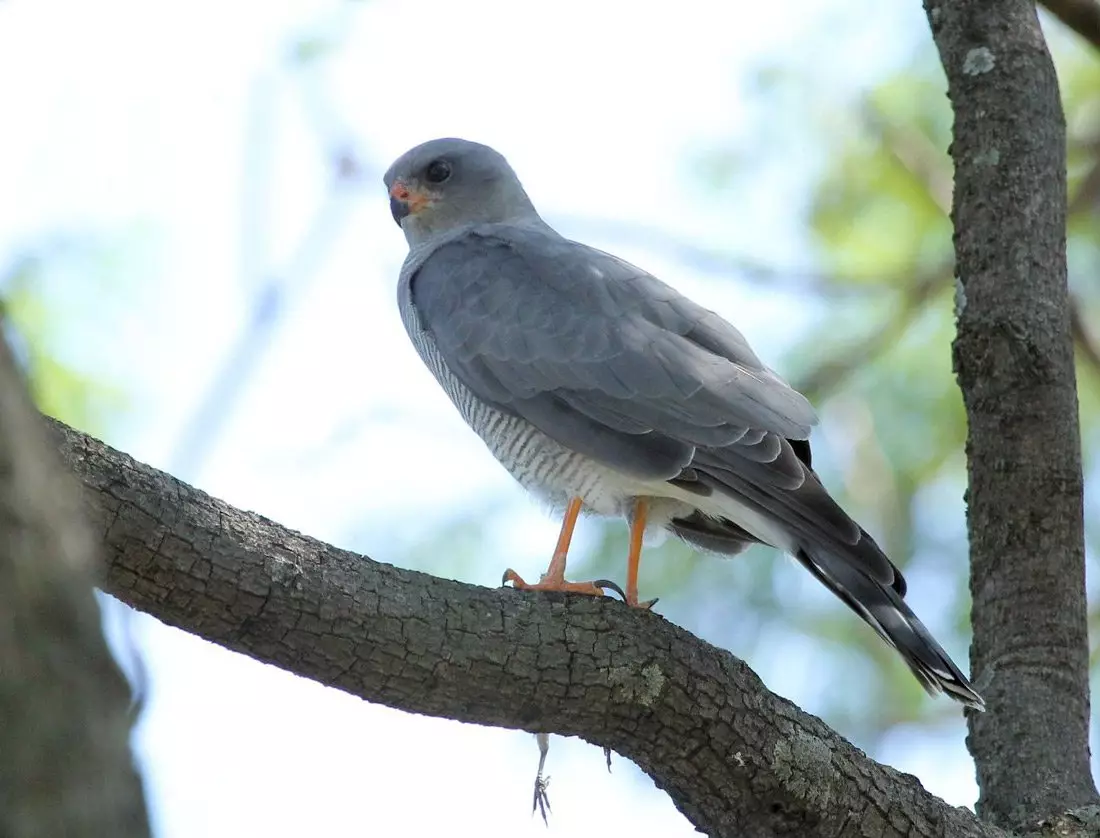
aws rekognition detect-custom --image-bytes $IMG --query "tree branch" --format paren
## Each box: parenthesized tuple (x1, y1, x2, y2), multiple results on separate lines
(1040, 0, 1100, 52)
(794, 259, 953, 400)
(46, 417, 1004, 838)
(555, 215, 905, 298)
(924, 0, 1098, 828)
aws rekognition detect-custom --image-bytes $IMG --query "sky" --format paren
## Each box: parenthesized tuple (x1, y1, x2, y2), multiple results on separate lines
(0, 0, 981, 835)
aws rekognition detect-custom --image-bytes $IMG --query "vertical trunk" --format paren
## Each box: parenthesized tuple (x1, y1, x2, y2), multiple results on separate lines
(0, 337, 150, 837)
(923, 0, 1097, 827)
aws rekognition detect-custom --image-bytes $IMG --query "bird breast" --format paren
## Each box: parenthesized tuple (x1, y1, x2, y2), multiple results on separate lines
(398, 284, 648, 518)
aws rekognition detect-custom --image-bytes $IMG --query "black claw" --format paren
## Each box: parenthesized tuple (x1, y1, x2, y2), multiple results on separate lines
(501, 571, 512, 587)
(591, 578, 628, 601)
(591, 581, 659, 610)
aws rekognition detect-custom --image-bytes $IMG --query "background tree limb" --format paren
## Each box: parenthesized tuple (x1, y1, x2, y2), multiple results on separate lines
(0, 343, 149, 837)
(923, 0, 1098, 828)
(48, 417, 1005, 838)
(1041, 0, 1100, 51)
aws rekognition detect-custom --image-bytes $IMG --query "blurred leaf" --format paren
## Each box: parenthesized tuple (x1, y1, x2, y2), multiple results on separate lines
(0, 234, 134, 434)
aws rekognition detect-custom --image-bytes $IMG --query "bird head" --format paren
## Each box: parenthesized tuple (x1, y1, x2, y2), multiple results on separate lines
(384, 138, 537, 247)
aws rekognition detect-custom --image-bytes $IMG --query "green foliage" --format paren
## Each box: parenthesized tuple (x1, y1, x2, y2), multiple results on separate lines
(812, 86, 950, 278)
(1, 237, 130, 435)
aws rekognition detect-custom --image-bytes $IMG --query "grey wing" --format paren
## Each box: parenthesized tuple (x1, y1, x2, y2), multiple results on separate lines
(406, 225, 817, 483)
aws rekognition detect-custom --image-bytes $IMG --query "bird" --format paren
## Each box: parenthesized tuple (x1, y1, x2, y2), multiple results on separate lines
(384, 137, 984, 710)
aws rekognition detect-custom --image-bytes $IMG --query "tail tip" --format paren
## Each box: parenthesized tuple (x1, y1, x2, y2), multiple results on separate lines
(944, 681, 985, 712)
(921, 669, 984, 712)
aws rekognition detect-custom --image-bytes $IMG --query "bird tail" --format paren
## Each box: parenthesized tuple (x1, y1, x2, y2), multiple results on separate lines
(667, 511, 761, 556)
(795, 544, 985, 711)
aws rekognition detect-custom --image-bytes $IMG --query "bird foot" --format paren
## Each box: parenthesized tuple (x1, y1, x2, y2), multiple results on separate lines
(502, 570, 657, 610)
(501, 568, 607, 598)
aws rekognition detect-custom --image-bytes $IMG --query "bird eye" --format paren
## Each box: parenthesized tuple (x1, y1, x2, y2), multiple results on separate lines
(424, 159, 452, 184)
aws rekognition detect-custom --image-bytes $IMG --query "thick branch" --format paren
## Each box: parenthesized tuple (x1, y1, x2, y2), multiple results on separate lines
(924, 0, 1098, 828)
(48, 417, 1003, 838)
(0, 347, 149, 837)
(1040, 0, 1100, 51)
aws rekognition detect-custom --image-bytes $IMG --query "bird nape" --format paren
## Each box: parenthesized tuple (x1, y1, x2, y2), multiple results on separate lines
(384, 136, 984, 713)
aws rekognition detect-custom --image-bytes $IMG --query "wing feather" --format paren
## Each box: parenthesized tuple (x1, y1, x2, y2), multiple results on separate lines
(408, 224, 817, 485)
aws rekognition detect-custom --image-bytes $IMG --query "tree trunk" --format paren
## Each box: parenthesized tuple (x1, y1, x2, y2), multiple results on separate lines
(0, 339, 150, 837)
(923, 0, 1098, 828)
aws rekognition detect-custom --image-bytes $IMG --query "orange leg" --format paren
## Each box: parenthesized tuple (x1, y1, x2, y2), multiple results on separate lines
(502, 497, 605, 597)
(625, 499, 657, 609)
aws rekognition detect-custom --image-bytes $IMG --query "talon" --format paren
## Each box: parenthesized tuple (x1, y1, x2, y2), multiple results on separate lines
(594, 579, 658, 610)
(502, 568, 525, 587)
(591, 578, 628, 601)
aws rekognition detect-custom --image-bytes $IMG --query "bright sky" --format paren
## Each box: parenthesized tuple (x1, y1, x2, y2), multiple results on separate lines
(0, 0, 979, 835)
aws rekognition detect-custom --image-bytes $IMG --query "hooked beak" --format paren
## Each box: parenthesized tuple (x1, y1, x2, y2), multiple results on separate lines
(389, 180, 432, 226)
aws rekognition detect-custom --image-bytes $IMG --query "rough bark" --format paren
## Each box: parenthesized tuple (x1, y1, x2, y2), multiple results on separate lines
(0, 344, 150, 837)
(924, 0, 1098, 829)
(48, 417, 1006, 838)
